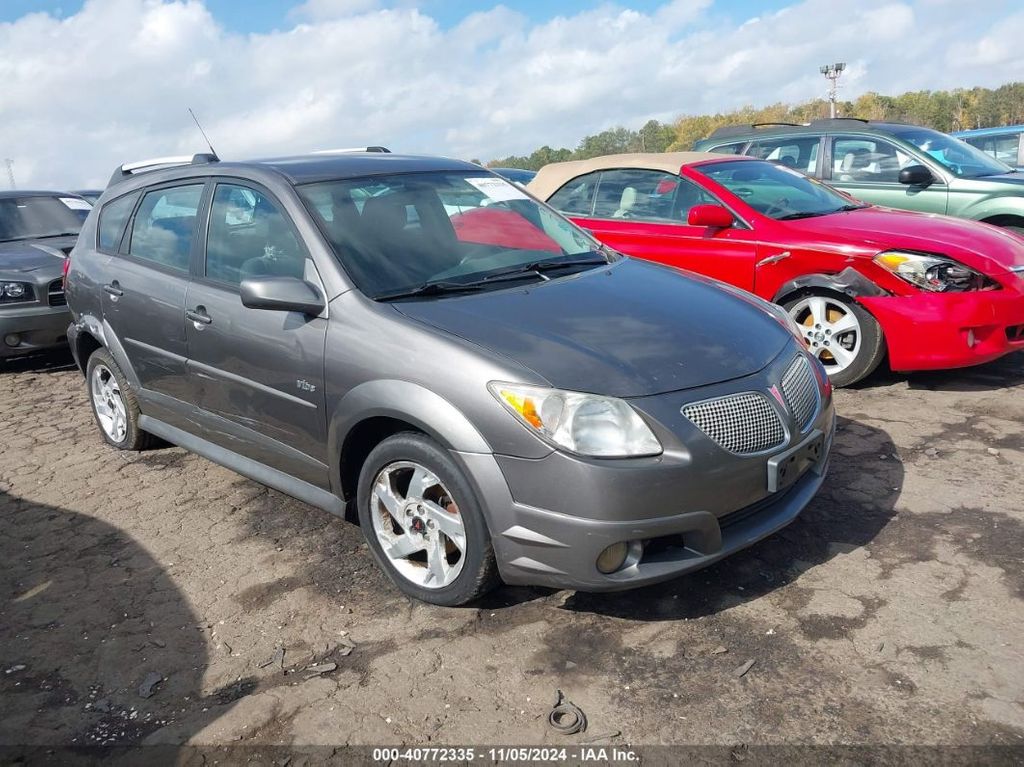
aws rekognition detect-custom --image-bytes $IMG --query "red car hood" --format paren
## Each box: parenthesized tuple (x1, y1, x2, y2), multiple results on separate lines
(788, 207, 1024, 275)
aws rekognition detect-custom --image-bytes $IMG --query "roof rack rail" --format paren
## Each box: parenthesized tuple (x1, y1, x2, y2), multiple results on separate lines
(311, 146, 391, 154)
(808, 117, 871, 127)
(108, 153, 218, 187)
(707, 122, 805, 139)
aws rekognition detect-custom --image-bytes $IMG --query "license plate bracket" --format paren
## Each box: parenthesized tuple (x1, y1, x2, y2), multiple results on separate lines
(767, 430, 824, 493)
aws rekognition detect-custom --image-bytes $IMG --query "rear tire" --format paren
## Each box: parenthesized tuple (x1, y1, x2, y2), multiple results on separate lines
(783, 292, 885, 387)
(85, 348, 154, 451)
(356, 432, 500, 606)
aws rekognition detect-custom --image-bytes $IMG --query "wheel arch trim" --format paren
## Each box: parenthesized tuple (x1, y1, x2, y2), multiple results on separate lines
(328, 380, 492, 495)
(772, 267, 889, 304)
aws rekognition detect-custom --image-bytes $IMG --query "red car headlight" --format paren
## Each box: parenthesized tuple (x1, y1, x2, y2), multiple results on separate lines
(873, 251, 998, 293)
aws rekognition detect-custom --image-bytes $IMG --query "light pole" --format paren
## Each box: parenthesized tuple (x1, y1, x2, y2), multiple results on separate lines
(819, 62, 846, 119)
(3, 158, 14, 190)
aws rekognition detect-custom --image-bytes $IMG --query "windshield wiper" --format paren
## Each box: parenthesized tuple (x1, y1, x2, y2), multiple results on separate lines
(375, 254, 610, 301)
(375, 280, 492, 301)
(777, 204, 865, 220)
(481, 254, 609, 282)
(1, 232, 79, 242)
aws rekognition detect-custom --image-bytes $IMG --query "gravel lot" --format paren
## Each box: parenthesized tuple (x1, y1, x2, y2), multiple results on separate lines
(1, 350, 1023, 751)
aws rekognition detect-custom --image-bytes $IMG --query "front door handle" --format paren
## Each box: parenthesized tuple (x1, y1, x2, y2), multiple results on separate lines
(185, 307, 212, 326)
(103, 281, 123, 298)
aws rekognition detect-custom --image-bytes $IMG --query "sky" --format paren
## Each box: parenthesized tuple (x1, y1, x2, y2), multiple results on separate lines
(1, 0, 1023, 188)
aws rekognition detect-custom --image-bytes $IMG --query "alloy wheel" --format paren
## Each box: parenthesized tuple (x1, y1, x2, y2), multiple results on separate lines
(369, 461, 467, 589)
(90, 364, 128, 443)
(788, 295, 862, 374)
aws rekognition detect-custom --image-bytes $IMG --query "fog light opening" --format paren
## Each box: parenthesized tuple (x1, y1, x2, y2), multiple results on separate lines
(4, 334, 21, 348)
(596, 540, 643, 575)
(966, 329, 977, 348)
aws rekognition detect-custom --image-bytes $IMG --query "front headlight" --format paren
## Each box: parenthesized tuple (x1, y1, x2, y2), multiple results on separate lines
(489, 382, 662, 458)
(1, 282, 33, 302)
(873, 251, 996, 292)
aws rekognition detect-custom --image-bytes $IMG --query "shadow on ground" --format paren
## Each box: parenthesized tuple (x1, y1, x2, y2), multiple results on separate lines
(0, 489, 249, 755)
(862, 351, 1024, 393)
(0, 348, 77, 375)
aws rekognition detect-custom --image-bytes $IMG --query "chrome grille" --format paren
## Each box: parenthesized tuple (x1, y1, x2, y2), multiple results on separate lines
(781, 356, 818, 431)
(48, 279, 67, 307)
(682, 393, 785, 455)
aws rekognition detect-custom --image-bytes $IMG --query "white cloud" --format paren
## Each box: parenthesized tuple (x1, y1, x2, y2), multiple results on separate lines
(0, 0, 1021, 188)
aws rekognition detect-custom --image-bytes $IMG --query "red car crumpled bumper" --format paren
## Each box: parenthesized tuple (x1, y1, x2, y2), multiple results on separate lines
(859, 283, 1024, 371)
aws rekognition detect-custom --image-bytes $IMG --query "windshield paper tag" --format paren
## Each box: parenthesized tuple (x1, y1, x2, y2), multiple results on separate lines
(466, 176, 529, 202)
(60, 197, 92, 210)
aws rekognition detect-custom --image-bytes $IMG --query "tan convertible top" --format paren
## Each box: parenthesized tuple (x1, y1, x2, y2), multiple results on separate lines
(526, 151, 724, 201)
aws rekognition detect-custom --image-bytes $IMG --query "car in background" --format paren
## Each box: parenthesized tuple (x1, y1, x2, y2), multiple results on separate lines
(953, 126, 1024, 169)
(490, 167, 537, 185)
(529, 152, 1024, 386)
(65, 151, 832, 605)
(73, 189, 104, 205)
(0, 191, 90, 359)
(694, 118, 1024, 234)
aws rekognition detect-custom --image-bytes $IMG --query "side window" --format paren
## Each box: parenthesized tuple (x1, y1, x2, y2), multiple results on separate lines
(709, 141, 747, 155)
(748, 137, 819, 174)
(592, 168, 708, 223)
(993, 135, 1021, 165)
(205, 183, 308, 286)
(831, 136, 916, 183)
(547, 171, 600, 215)
(97, 192, 139, 252)
(128, 184, 204, 271)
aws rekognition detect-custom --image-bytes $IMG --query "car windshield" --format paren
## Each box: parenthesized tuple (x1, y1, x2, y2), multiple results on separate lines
(0, 195, 90, 242)
(696, 159, 860, 220)
(889, 127, 1011, 178)
(298, 171, 606, 299)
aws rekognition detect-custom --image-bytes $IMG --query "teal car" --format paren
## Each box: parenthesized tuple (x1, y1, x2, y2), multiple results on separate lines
(694, 118, 1024, 234)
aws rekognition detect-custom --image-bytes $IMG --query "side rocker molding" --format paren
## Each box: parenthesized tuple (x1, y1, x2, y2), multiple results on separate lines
(772, 267, 889, 304)
(139, 415, 346, 517)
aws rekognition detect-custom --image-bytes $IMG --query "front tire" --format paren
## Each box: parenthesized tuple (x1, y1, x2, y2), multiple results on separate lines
(783, 292, 885, 387)
(86, 348, 154, 451)
(356, 432, 500, 606)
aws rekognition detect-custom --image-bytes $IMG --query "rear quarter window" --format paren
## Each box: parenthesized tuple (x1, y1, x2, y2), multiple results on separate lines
(97, 192, 139, 252)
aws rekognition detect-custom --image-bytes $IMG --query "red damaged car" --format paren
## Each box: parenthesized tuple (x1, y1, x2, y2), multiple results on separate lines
(528, 153, 1024, 385)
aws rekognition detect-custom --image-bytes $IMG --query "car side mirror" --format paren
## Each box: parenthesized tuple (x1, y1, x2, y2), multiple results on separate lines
(687, 204, 735, 228)
(240, 276, 325, 316)
(898, 165, 935, 186)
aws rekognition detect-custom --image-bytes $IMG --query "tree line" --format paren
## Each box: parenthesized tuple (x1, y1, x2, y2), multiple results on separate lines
(486, 82, 1024, 170)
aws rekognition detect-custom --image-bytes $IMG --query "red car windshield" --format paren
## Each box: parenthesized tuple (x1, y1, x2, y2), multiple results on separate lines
(696, 160, 863, 220)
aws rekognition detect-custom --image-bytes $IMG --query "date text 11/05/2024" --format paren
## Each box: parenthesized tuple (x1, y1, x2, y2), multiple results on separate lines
(372, 746, 640, 762)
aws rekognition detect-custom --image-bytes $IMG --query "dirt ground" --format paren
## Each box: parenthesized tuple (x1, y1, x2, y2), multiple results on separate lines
(1, 349, 1023, 754)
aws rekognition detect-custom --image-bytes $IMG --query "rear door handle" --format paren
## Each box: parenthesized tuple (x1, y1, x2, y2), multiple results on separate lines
(103, 281, 123, 298)
(185, 307, 212, 326)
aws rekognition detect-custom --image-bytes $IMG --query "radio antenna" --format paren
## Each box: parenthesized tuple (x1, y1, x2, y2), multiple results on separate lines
(188, 108, 219, 160)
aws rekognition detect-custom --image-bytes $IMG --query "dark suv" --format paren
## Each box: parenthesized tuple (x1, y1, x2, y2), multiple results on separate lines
(66, 151, 833, 605)
(695, 119, 1024, 233)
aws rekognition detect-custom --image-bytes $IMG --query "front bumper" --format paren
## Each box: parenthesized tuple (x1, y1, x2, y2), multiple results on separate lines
(860, 285, 1024, 371)
(0, 304, 71, 358)
(458, 349, 835, 592)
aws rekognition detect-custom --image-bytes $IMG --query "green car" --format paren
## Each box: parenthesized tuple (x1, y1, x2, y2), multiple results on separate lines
(694, 118, 1024, 234)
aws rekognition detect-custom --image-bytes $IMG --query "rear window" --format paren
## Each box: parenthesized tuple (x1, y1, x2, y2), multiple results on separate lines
(127, 184, 204, 272)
